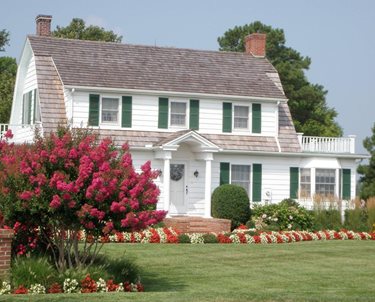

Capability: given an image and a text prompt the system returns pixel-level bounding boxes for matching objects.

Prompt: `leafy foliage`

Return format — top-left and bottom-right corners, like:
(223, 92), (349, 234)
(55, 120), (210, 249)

(0, 29), (10, 51)
(0, 56), (17, 123)
(252, 199), (313, 230)
(0, 127), (165, 271)
(53, 18), (122, 42)
(217, 21), (342, 137)
(211, 184), (250, 229)
(358, 123), (375, 199)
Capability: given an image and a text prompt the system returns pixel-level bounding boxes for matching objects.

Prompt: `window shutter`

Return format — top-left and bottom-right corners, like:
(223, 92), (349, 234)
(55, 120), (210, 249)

(252, 103), (261, 133)
(252, 164), (262, 202)
(158, 97), (169, 129)
(220, 162), (230, 185)
(342, 169), (351, 200)
(122, 96), (132, 128)
(223, 102), (232, 133)
(88, 94), (100, 126)
(290, 167), (299, 199)
(189, 99), (199, 130)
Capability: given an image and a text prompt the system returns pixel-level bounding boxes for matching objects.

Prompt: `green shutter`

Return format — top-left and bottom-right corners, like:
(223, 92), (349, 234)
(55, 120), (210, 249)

(252, 164), (262, 202)
(220, 162), (230, 185)
(222, 102), (232, 133)
(342, 169), (351, 200)
(290, 167), (299, 199)
(88, 94), (100, 126)
(189, 99), (199, 130)
(122, 96), (132, 128)
(252, 103), (261, 133)
(158, 97), (169, 129)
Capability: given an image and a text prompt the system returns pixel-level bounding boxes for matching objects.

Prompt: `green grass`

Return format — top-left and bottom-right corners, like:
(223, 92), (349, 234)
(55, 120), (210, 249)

(2, 240), (374, 302)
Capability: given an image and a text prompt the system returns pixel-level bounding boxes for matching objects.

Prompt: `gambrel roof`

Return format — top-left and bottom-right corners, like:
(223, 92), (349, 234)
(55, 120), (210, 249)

(25, 35), (301, 153)
(28, 35), (287, 100)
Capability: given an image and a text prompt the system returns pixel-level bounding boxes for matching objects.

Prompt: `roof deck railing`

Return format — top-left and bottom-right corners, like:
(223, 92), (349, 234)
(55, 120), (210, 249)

(299, 135), (356, 154)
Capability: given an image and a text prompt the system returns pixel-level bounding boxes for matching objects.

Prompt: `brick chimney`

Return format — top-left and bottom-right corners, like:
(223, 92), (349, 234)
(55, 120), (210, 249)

(36, 15), (52, 36)
(245, 33), (266, 57)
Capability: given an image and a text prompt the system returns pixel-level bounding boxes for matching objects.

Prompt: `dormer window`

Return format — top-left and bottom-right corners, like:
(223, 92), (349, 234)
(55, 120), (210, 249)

(170, 102), (187, 127)
(101, 97), (119, 123)
(233, 105), (249, 129)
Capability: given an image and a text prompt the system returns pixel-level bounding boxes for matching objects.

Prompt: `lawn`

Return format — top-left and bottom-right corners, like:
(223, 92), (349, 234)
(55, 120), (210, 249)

(2, 240), (374, 302)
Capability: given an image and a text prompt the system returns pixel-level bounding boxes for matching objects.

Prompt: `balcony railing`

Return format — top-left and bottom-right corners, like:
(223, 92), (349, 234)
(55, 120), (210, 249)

(299, 135), (356, 154)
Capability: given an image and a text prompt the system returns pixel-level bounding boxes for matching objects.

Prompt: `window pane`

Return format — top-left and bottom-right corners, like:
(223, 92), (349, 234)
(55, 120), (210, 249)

(300, 168), (311, 198)
(234, 106), (248, 129)
(102, 98), (119, 123)
(170, 102), (186, 126)
(315, 169), (335, 196)
(231, 165), (250, 194)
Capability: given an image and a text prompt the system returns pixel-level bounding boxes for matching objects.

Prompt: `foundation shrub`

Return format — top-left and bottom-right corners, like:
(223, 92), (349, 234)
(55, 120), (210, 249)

(252, 199), (313, 231)
(178, 234), (191, 243)
(202, 233), (218, 244)
(211, 184), (250, 229)
(367, 198), (375, 232)
(344, 199), (368, 232)
(311, 197), (342, 231)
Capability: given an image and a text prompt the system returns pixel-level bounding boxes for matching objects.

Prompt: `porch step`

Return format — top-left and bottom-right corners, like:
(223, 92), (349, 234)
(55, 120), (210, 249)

(163, 217), (231, 233)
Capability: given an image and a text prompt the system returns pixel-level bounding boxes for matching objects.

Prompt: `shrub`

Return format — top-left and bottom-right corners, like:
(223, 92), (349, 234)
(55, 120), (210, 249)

(252, 199), (313, 231)
(178, 234), (191, 243)
(211, 184), (250, 229)
(11, 257), (57, 288)
(105, 257), (140, 284)
(202, 233), (218, 244)
(367, 198), (375, 232)
(0, 127), (166, 271)
(344, 200), (368, 232)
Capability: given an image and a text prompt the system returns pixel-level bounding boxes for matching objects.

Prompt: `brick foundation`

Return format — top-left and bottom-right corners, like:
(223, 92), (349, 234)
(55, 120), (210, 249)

(0, 229), (14, 278)
(163, 216), (231, 233)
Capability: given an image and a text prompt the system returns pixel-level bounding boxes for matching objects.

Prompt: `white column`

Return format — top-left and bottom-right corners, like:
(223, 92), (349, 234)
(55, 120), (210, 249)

(163, 157), (171, 214)
(204, 153), (213, 218)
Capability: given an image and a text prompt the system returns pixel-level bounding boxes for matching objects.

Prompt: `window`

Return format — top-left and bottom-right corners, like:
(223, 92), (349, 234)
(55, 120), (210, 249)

(233, 106), (249, 129)
(231, 165), (250, 194)
(300, 168), (311, 198)
(101, 97), (119, 123)
(170, 102), (186, 126)
(22, 89), (40, 125)
(315, 169), (335, 196)
(22, 91), (32, 125)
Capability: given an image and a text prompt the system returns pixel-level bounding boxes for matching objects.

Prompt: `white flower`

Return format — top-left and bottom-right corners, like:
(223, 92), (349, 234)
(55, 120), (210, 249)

(63, 278), (80, 293)
(116, 282), (124, 292)
(287, 224), (292, 229)
(96, 278), (108, 292)
(273, 217), (278, 222)
(0, 281), (11, 295)
(289, 215), (293, 220)
(29, 283), (46, 294)
(262, 214), (267, 219)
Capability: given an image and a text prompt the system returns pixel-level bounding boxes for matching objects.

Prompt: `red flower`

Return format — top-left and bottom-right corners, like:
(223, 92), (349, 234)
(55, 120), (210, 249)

(217, 233), (232, 243)
(48, 282), (63, 294)
(80, 274), (97, 293)
(14, 285), (28, 294)
(106, 279), (119, 292)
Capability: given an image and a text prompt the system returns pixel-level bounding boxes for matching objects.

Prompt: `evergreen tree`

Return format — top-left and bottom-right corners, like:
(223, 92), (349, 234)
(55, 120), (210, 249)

(358, 123), (375, 199)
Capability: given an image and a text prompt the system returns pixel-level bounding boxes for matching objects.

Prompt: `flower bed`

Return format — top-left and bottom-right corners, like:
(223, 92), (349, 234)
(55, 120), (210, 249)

(85, 227), (375, 244)
(0, 274), (143, 295)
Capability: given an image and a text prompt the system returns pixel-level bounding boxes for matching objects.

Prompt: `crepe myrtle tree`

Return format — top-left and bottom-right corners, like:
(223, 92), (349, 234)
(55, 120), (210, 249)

(0, 127), (166, 271)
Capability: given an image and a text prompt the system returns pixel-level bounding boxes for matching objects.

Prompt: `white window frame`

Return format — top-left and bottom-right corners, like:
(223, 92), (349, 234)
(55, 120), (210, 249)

(233, 105), (250, 131)
(230, 164), (251, 195)
(169, 100), (188, 128)
(315, 168), (336, 197)
(300, 168), (311, 199)
(100, 96), (120, 126)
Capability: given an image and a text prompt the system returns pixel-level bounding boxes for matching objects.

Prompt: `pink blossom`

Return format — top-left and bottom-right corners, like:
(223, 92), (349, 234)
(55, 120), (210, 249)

(4, 129), (13, 139)
(50, 195), (62, 209)
(20, 191), (33, 200)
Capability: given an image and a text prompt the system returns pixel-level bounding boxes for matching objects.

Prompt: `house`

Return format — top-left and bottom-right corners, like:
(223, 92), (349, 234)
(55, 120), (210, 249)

(7, 15), (366, 221)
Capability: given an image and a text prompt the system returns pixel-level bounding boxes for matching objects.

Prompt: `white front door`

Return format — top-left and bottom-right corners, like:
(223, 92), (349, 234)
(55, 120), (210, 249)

(169, 162), (187, 215)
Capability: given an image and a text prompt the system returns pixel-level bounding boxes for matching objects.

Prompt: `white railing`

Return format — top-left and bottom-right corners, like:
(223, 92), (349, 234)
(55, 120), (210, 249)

(300, 135), (356, 154)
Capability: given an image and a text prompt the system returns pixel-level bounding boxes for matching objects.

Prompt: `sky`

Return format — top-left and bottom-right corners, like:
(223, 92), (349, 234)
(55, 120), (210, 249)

(1, 0), (374, 155)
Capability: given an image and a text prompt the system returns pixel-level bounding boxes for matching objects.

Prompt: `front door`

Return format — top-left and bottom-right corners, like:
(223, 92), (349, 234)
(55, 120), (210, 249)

(169, 163), (187, 214)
